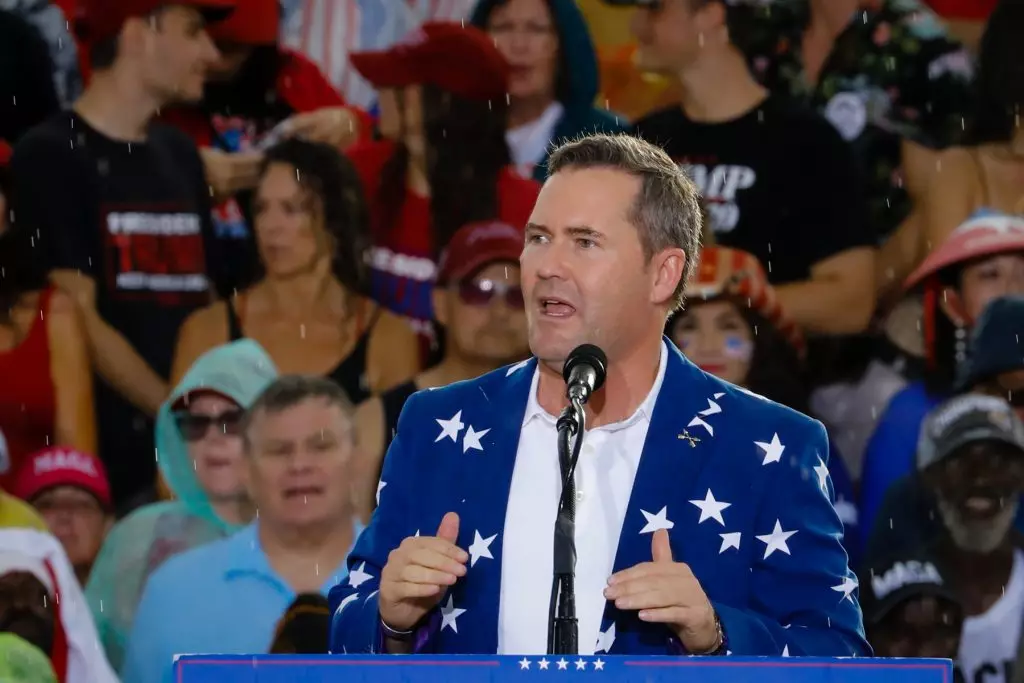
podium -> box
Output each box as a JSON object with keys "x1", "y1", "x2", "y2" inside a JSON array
[{"x1": 174, "y1": 655, "x2": 953, "y2": 683}]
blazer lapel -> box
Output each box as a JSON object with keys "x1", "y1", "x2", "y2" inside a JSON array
[
  {"x1": 597, "y1": 342, "x2": 718, "y2": 652},
  {"x1": 449, "y1": 358, "x2": 535, "y2": 653}
]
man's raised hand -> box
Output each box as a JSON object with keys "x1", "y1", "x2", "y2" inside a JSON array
[
  {"x1": 379, "y1": 512, "x2": 467, "y2": 632},
  {"x1": 604, "y1": 528, "x2": 721, "y2": 653}
]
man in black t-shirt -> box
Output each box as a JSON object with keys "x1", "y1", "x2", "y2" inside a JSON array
[
  {"x1": 622, "y1": 0, "x2": 876, "y2": 336},
  {"x1": 9, "y1": 0, "x2": 235, "y2": 512}
]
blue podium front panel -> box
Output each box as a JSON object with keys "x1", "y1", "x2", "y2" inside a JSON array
[{"x1": 173, "y1": 655, "x2": 953, "y2": 683}]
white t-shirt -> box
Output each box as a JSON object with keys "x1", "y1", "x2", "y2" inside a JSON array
[
  {"x1": 505, "y1": 102, "x2": 564, "y2": 179},
  {"x1": 957, "y1": 549, "x2": 1024, "y2": 683}
]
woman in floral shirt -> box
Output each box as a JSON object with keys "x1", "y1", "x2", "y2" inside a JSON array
[{"x1": 736, "y1": 0, "x2": 975, "y2": 299}]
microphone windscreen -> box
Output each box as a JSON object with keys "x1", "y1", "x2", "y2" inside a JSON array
[{"x1": 563, "y1": 344, "x2": 608, "y2": 391}]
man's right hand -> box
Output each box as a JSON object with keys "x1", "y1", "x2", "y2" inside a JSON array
[{"x1": 379, "y1": 512, "x2": 467, "y2": 632}]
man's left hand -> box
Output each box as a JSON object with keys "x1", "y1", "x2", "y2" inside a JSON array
[
  {"x1": 282, "y1": 107, "x2": 360, "y2": 149},
  {"x1": 604, "y1": 529, "x2": 721, "y2": 653}
]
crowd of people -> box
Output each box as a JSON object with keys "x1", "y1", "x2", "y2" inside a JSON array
[{"x1": 0, "y1": 0, "x2": 1021, "y2": 680}]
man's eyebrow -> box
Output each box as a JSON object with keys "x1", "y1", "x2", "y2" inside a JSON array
[
  {"x1": 524, "y1": 223, "x2": 604, "y2": 239},
  {"x1": 565, "y1": 226, "x2": 603, "y2": 239}
]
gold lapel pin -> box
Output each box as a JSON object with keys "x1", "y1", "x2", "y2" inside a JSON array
[{"x1": 678, "y1": 430, "x2": 701, "y2": 447}]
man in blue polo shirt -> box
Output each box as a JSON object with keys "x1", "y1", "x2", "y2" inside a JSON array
[{"x1": 122, "y1": 376, "x2": 364, "y2": 683}]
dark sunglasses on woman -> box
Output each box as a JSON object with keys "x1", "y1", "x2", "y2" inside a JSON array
[
  {"x1": 174, "y1": 409, "x2": 245, "y2": 442},
  {"x1": 458, "y1": 278, "x2": 524, "y2": 309}
]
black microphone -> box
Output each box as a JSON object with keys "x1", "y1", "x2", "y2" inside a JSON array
[
  {"x1": 562, "y1": 344, "x2": 608, "y2": 405},
  {"x1": 548, "y1": 343, "x2": 607, "y2": 656}
]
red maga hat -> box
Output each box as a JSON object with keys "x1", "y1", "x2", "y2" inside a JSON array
[
  {"x1": 350, "y1": 22, "x2": 509, "y2": 102},
  {"x1": 77, "y1": 0, "x2": 236, "y2": 44},
  {"x1": 12, "y1": 447, "x2": 112, "y2": 510},
  {"x1": 436, "y1": 220, "x2": 524, "y2": 285}
]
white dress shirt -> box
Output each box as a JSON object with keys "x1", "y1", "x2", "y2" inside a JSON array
[{"x1": 497, "y1": 342, "x2": 669, "y2": 655}]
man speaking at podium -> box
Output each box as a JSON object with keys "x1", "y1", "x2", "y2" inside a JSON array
[{"x1": 329, "y1": 134, "x2": 869, "y2": 658}]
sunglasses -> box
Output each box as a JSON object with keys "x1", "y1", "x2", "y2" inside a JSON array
[
  {"x1": 457, "y1": 279, "x2": 524, "y2": 309},
  {"x1": 174, "y1": 410, "x2": 245, "y2": 442}
]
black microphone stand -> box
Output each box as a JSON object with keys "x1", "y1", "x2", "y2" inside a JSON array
[{"x1": 547, "y1": 397, "x2": 586, "y2": 656}]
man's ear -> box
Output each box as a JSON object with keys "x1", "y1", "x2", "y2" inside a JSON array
[
  {"x1": 696, "y1": 0, "x2": 729, "y2": 42},
  {"x1": 650, "y1": 248, "x2": 687, "y2": 307},
  {"x1": 119, "y1": 15, "x2": 154, "y2": 58}
]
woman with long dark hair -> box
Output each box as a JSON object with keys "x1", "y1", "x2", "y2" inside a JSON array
[
  {"x1": 171, "y1": 138, "x2": 419, "y2": 402},
  {"x1": 346, "y1": 22, "x2": 540, "y2": 350},
  {"x1": 666, "y1": 246, "x2": 860, "y2": 563},
  {"x1": 923, "y1": 0, "x2": 1024, "y2": 245},
  {"x1": 0, "y1": 144, "x2": 95, "y2": 485},
  {"x1": 860, "y1": 213, "x2": 1024, "y2": 542},
  {"x1": 160, "y1": 0, "x2": 372, "y2": 295}
]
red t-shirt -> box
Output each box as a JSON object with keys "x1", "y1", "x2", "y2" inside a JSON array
[
  {"x1": 346, "y1": 139, "x2": 540, "y2": 325},
  {"x1": 0, "y1": 288, "x2": 57, "y2": 489}
]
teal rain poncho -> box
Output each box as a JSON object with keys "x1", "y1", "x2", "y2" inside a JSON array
[{"x1": 85, "y1": 339, "x2": 278, "y2": 672}]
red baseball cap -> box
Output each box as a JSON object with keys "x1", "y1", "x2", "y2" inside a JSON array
[
  {"x1": 436, "y1": 221, "x2": 524, "y2": 285},
  {"x1": 12, "y1": 447, "x2": 112, "y2": 510},
  {"x1": 77, "y1": 0, "x2": 236, "y2": 44},
  {"x1": 904, "y1": 213, "x2": 1024, "y2": 291},
  {"x1": 208, "y1": 0, "x2": 277, "y2": 45},
  {"x1": 350, "y1": 22, "x2": 510, "y2": 102}
]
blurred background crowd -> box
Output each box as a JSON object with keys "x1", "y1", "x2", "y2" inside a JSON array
[{"x1": 0, "y1": 0, "x2": 1021, "y2": 681}]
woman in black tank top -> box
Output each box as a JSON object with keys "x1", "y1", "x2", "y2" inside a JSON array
[
  {"x1": 225, "y1": 295, "x2": 383, "y2": 405},
  {"x1": 171, "y1": 140, "x2": 421, "y2": 401}
]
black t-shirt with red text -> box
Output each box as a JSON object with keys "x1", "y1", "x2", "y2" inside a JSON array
[
  {"x1": 634, "y1": 95, "x2": 873, "y2": 285},
  {"x1": 10, "y1": 111, "x2": 219, "y2": 508}
]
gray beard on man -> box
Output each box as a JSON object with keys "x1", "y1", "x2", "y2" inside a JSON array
[{"x1": 937, "y1": 496, "x2": 1019, "y2": 553}]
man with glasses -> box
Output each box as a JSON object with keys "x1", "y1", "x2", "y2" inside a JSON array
[
  {"x1": 11, "y1": 447, "x2": 113, "y2": 586},
  {"x1": 352, "y1": 220, "x2": 530, "y2": 521}
]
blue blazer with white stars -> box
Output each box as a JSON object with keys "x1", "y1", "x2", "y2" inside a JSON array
[{"x1": 329, "y1": 341, "x2": 870, "y2": 657}]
